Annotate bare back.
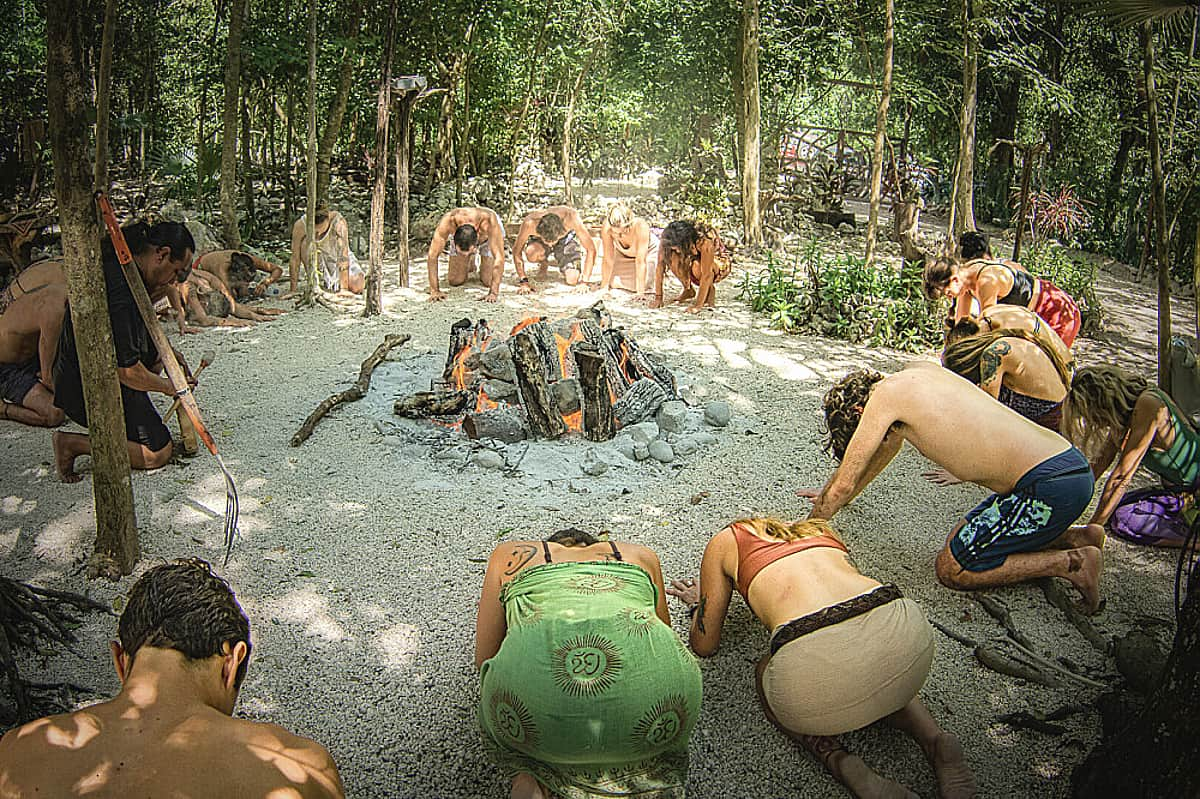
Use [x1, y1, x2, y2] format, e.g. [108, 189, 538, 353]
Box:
[980, 305, 1071, 365]
[878, 365, 1069, 492]
[435, 206, 503, 246]
[0, 283, 66, 364]
[0, 699, 343, 799]
[996, 337, 1067, 402]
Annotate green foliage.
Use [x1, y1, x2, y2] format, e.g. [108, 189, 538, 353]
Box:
[738, 242, 945, 352]
[1023, 243, 1105, 336]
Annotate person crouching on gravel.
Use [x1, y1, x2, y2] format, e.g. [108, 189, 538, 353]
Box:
[650, 220, 732, 313]
[426, 206, 508, 302]
[668, 516, 976, 799]
[802, 363, 1105, 613]
[475, 528, 701, 799]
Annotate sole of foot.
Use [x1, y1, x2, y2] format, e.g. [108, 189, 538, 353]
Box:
[52, 431, 82, 484]
[931, 733, 977, 799]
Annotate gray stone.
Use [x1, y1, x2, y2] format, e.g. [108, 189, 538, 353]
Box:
[633, 442, 650, 461]
[470, 449, 506, 470]
[479, 346, 516, 382]
[552, 378, 581, 414]
[625, 421, 660, 446]
[612, 436, 637, 461]
[581, 449, 610, 476]
[693, 431, 718, 447]
[433, 445, 469, 462]
[480, 378, 517, 401]
[673, 436, 700, 457]
[648, 440, 675, 463]
[837, 222, 855, 234]
[678, 385, 702, 405]
[704, 401, 732, 427]
[656, 400, 689, 434]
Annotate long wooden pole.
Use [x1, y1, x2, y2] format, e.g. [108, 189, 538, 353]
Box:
[863, 0, 893, 267]
[1143, 23, 1172, 390]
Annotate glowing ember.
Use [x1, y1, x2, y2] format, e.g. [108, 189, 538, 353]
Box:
[510, 316, 541, 336]
[553, 324, 586, 379]
[563, 409, 583, 432]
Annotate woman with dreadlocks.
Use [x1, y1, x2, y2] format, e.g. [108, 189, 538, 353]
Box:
[1063, 366, 1200, 546]
[942, 324, 1072, 431]
[650, 220, 732, 313]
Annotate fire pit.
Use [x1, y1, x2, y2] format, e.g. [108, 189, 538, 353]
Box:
[394, 303, 679, 444]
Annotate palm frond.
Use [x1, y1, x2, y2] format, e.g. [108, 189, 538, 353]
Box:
[1071, 0, 1198, 34]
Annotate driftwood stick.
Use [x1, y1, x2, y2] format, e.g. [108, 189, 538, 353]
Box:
[996, 703, 1087, 735]
[394, 390, 473, 418]
[973, 594, 1036, 651]
[1038, 577, 1111, 654]
[25, 585, 115, 615]
[929, 617, 978, 648]
[291, 334, 411, 446]
[975, 642, 1064, 687]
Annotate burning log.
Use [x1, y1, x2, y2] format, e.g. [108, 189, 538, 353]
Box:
[573, 345, 616, 441]
[394, 389, 474, 418]
[576, 319, 628, 399]
[526, 321, 564, 383]
[444, 317, 491, 382]
[613, 378, 667, 427]
[510, 327, 568, 439]
[463, 407, 530, 443]
[606, 329, 678, 399]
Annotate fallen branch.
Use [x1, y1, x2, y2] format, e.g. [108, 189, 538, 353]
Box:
[996, 703, 1087, 735]
[1038, 577, 1110, 654]
[929, 618, 978, 648]
[291, 334, 411, 446]
[973, 594, 1035, 650]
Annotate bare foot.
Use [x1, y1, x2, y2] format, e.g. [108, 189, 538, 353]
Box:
[510, 773, 547, 799]
[1065, 546, 1103, 614]
[930, 732, 976, 799]
[52, 431, 82, 483]
[839, 754, 919, 799]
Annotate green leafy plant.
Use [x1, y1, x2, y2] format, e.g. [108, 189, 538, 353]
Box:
[1023, 243, 1105, 336]
[1013, 184, 1093, 246]
[738, 242, 945, 352]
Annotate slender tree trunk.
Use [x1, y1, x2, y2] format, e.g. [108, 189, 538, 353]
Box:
[241, 89, 255, 234]
[316, 6, 363, 205]
[864, 0, 894, 267]
[285, 84, 296, 224]
[507, 1, 553, 209]
[562, 40, 602, 206]
[220, 0, 249, 248]
[93, 0, 116, 192]
[365, 0, 397, 317]
[46, 0, 138, 578]
[1012, 147, 1035, 261]
[948, 0, 978, 239]
[739, 0, 762, 246]
[732, 23, 746, 190]
[395, 91, 416, 287]
[1143, 23, 1172, 390]
[303, 0, 318, 303]
[1194, 217, 1199, 341]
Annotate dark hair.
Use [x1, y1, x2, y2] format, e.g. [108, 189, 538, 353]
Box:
[453, 224, 478, 251]
[945, 318, 983, 347]
[959, 231, 991, 260]
[228, 252, 256, 284]
[314, 206, 331, 225]
[822, 369, 885, 460]
[104, 221, 196, 263]
[922, 254, 956, 300]
[535, 213, 565, 241]
[118, 558, 252, 688]
[660, 220, 702, 255]
[200, 281, 231, 317]
[545, 528, 600, 547]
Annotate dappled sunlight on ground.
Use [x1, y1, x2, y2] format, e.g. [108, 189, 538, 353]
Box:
[32, 501, 94, 564]
[748, 347, 817, 382]
[374, 623, 422, 669]
[255, 587, 350, 642]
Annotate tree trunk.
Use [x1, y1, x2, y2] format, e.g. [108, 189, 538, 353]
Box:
[948, 0, 978, 240]
[316, 6, 363, 205]
[562, 40, 603, 207]
[1143, 23, 1172, 390]
[219, 0, 248, 248]
[863, 0, 894, 267]
[395, 92, 416, 287]
[46, 0, 138, 578]
[574, 345, 615, 442]
[303, 0, 318, 303]
[365, 0, 396, 317]
[240, 88, 255, 235]
[93, 0, 116, 193]
[1103, 128, 1137, 237]
[1012, 147, 1035, 262]
[507, 0, 553, 209]
[739, 0, 762, 246]
[285, 83, 296, 224]
[1194, 218, 1199, 341]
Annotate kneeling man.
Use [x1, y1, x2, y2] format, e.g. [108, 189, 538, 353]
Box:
[0, 279, 66, 426]
[512, 205, 597, 290]
[426, 206, 507, 302]
[0, 558, 344, 798]
[807, 364, 1103, 612]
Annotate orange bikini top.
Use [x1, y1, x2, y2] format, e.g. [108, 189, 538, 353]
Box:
[732, 522, 848, 599]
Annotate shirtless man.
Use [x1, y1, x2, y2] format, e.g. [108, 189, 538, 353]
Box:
[512, 205, 597, 290]
[0, 259, 66, 313]
[805, 364, 1104, 612]
[194, 249, 285, 298]
[166, 269, 283, 333]
[0, 279, 66, 426]
[288, 206, 364, 295]
[599, 202, 657, 295]
[426, 206, 507, 302]
[0, 558, 344, 799]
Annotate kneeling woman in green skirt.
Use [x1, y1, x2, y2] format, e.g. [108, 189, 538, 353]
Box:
[475, 529, 702, 799]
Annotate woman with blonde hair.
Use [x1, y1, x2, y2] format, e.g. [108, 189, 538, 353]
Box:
[596, 202, 658, 296]
[942, 326, 1072, 430]
[668, 517, 975, 799]
[1063, 366, 1200, 546]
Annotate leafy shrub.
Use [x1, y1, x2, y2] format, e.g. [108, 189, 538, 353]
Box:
[738, 241, 945, 352]
[1023, 243, 1105, 336]
[1011, 184, 1093, 247]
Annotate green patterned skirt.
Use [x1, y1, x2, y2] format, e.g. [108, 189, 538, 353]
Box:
[479, 560, 702, 798]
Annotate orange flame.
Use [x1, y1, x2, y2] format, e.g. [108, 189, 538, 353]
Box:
[510, 316, 541, 336]
[553, 324, 586, 379]
[563, 410, 583, 432]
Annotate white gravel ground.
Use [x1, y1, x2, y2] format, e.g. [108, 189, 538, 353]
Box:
[0, 251, 1179, 798]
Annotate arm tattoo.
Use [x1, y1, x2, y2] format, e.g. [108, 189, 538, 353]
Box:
[695, 595, 708, 634]
[979, 341, 1011, 386]
[503, 544, 538, 576]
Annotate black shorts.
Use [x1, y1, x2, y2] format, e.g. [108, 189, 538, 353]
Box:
[59, 384, 171, 452]
[0, 358, 39, 404]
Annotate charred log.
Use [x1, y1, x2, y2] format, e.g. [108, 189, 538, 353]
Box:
[511, 327, 568, 439]
[443, 317, 475, 380]
[574, 345, 616, 441]
[525, 321, 563, 383]
[605, 329, 677, 398]
[463, 407, 531, 442]
[394, 389, 473, 418]
[613, 378, 667, 427]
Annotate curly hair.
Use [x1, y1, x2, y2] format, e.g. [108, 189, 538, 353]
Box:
[958, 231, 991, 260]
[922, 254, 956, 300]
[1062, 366, 1150, 455]
[535, 213, 566, 242]
[119, 558, 252, 688]
[732, 517, 844, 545]
[942, 327, 1071, 388]
[822, 369, 885, 460]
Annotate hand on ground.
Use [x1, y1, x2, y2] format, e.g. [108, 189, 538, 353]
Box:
[482, 292, 499, 303]
[648, 298, 663, 309]
[922, 468, 963, 487]
[794, 487, 820, 499]
[665, 578, 700, 606]
[428, 290, 447, 302]
[517, 282, 535, 295]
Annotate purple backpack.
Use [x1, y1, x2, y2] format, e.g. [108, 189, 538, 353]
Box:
[1109, 488, 1195, 546]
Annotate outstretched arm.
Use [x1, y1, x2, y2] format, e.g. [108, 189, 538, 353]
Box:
[687, 239, 716, 312]
[1089, 397, 1161, 526]
[287, 222, 304, 292]
[571, 214, 597, 282]
[427, 225, 448, 300]
[335, 217, 352, 292]
[486, 214, 506, 301]
[666, 529, 734, 657]
[512, 220, 533, 284]
[475, 545, 514, 669]
[37, 294, 66, 391]
[600, 225, 616, 291]
[634, 222, 650, 296]
[252, 255, 284, 296]
[650, 247, 667, 308]
[809, 395, 903, 519]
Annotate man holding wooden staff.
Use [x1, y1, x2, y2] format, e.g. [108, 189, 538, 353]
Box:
[51, 220, 197, 482]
